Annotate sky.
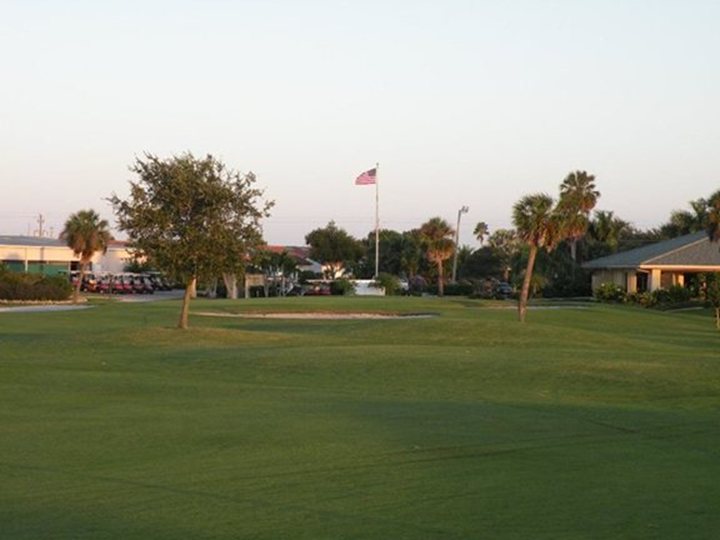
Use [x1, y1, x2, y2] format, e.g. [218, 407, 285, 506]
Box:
[1, 0, 719, 246]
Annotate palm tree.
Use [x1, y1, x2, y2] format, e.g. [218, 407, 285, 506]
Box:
[61, 210, 112, 303]
[473, 221, 489, 246]
[419, 217, 455, 296]
[706, 190, 720, 242]
[512, 194, 562, 322]
[488, 228, 519, 282]
[558, 171, 599, 261]
[589, 210, 630, 253]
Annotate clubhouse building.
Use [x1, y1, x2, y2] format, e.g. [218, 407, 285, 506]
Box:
[583, 232, 720, 292]
[0, 236, 133, 276]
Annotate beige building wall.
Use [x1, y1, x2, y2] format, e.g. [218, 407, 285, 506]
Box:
[1, 242, 134, 274]
[591, 269, 627, 291]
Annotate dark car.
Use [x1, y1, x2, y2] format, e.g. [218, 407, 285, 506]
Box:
[494, 282, 514, 299]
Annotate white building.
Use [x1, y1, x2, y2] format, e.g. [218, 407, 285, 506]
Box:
[0, 236, 134, 276]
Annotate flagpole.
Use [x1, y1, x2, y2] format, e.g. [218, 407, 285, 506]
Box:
[375, 162, 380, 278]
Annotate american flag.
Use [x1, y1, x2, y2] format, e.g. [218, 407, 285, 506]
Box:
[355, 168, 377, 185]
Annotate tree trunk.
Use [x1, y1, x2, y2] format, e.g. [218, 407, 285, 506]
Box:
[178, 275, 196, 330]
[437, 260, 444, 297]
[570, 238, 577, 262]
[503, 266, 510, 282]
[188, 279, 197, 299]
[518, 245, 538, 323]
[716, 307, 720, 330]
[223, 272, 238, 299]
[207, 277, 218, 299]
[73, 261, 86, 304]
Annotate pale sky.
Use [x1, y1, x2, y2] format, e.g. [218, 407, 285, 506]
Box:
[1, 0, 719, 246]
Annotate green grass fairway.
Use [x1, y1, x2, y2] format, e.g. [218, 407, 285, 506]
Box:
[2, 297, 719, 539]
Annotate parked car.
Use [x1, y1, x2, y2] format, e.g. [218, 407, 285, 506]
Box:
[494, 282, 514, 299]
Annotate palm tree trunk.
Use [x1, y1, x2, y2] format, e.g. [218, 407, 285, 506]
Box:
[518, 245, 538, 323]
[178, 275, 196, 330]
[437, 260, 444, 297]
[73, 261, 86, 304]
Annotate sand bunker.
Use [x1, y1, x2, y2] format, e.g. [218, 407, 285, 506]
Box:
[194, 311, 436, 320]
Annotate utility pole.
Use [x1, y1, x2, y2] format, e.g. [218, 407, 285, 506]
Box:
[35, 214, 46, 237]
[451, 205, 469, 283]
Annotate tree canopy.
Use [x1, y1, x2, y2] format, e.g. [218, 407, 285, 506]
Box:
[305, 221, 364, 278]
[109, 153, 272, 328]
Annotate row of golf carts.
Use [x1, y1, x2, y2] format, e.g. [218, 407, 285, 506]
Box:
[70, 272, 174, 295]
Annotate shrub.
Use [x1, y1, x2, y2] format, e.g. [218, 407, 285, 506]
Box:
[330, 278, 355, 296]
[627, 291, 653, 307]
[594, 282, 626, 303]
[650, 285, 692, 306]
[0, 273, 72, 301]
[375, 273, 401, 296]
[407, 275, 427, 296]
[447, 281, 474, 296]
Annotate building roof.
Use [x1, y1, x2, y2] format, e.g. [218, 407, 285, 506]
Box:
[0, 235, 127, 250]
[583, 232, 720, 269]
[0, 235, 65, 247]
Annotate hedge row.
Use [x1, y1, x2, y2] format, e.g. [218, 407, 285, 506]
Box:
[594, 282, 692, 308]
[0, 272, 73, 301]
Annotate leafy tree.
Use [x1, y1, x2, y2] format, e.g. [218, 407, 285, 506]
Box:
[419, 217, 455, 296]
[361, 229, 405, 277]
[512, 194, 563, 322]
[457, 246, 504, 280]
[399, 229, 425, 278]
[261, 250, 298, 296]
[109, 153, 272, 329]
[60, 209, 112, 303]
[305, 221, 364, 279]
[661, 197, 710, 238]
[473, 221, 489, 246]
[557, 171, 599, 261]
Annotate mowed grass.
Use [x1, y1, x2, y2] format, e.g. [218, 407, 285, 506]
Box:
[1, 297, 719, 539]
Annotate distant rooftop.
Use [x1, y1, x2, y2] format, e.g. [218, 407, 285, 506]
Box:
[0, 235, 64, 247]
[0, 236, 127, 249]
[583, 232, 720, 269]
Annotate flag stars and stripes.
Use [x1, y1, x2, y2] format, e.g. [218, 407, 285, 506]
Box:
[355, 168, 377, 185]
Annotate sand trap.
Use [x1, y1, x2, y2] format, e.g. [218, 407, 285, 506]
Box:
[194, 311, 436, 320]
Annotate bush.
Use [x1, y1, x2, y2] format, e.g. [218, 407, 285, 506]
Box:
[594, 282, 627, 303]
[0, 273, 73, 301]
[650, 285, 692, 306]
[407, 275, 427, 296]
[375, 273, 401, 296]
[330, 278, 355, 296]
[443, 281, 474, 296]
[627, 291, 653, 307]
